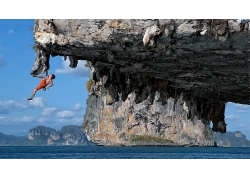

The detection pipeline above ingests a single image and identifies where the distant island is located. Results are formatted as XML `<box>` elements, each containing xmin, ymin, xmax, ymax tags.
<box><xmin>0</xmin><ymin>126</ymin><xmax>250</xmax><ymax>147</ymax></box>
<box><xmin>214</xmin><ymin>131</ymin><xmax>250</xmax><ymax>147</ymax></box>
<box><xmin>0</xmin><ymin>125</ymin><xmax>94</xmax><ymax>146</ymax></box>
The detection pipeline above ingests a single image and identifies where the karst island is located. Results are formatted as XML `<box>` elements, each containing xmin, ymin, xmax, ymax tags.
<box><xmin>30</xmin><ymin>19</ymin><xmax>250</xmax><ymax>146</ymax></box>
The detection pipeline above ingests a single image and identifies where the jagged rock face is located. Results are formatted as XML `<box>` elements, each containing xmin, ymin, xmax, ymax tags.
<box><xmin>31</xmin><ymin>19</ymin><xmax>250</xmax><ymax>104</ymax></box>
<box><xmin>83</xmin><ymin>92</ymin><xmax>214</xmax><ymax>146</ymax></box>
<box><xmin>31</xmin><ymin>19</ymin><xmax>250</xmax><ymax>145</ymax></box>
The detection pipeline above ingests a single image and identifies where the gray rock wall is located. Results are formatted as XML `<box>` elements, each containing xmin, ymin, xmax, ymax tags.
<box><xmin>83</xmin><ymin>92</ymin><xmax>214</xmax><ymax>146</ymax></box>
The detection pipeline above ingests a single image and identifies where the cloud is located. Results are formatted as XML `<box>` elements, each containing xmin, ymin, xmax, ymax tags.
<box><xmin>226</xmin><ymin>102</ymin><xmax>250</xmax><ymax>113</ymax></box>
<box><xmin>28</xmin><ymin>97</ymin><xmax>46</xmax><ymax>107</ymax></box>
<box><xmin>42</xmin><ymin>107</ymin><xmax>57</xmax><ymax>116</ymax></box>
<box><xmin>56</xmin><ymin>110</ymin><xmax>74</xmax><ymax>118</ymax></box>
<box><xmin>17</xmin><ymin>116</ymin><xmax>35</xmax><ymax>122</ymax></box>
<box><xmin>73</xmin><ymin>103</ymin><xmax>83</xmax><ymax>111</ymax></box>
<box><xmin>36</xmin><ymin>116</ymin><xmax>56</xmax><ymax>123</ymax></box>
<box><xmin>0</xmin><ymin>116</ymin><xmax>9</xmax><ymax>122</ymax></box>
<box><xmin>0</xmin><ymin>55</ymin><xmax>7</xmax><ymax>68</ymax></box>
<box><xmin>55</xmin><ymin>57</ymin><xmax>90</xmax><ymax>77</ymax></box>
<box><xmin>238</xmin><ymin>110</ymin><xmax>249</xmax><ymax>113</ymax></box>
<box><xmin>235</xmin><ymin>104</ymin><xmax>249</xmax><ymax>109</ymax></box>
<box><xmin>234</xmin><ymin>104</ymin><xmax>249</xmax><ymax>113</ymax></box>
<box><xmin>0</xmin><ymin>100</ymin><xmax>27</xmax><ymax>114</ymax></box>
<box><xmin>0</xmin><ymin>97</ymin><xmax>46</xmax><ymax>114</ymax></box>
<box><xmin>8</xmin><ymin>30</ymin><xmax>14</xmax><ymax>34</ymax></box>
<box><xmin>37</xmin><ymin>117</ymin><xmax>48</xmax><ymax>123</ymax></box>
<box><xmin>225</xmin><ymin>115</ymin><xmax>239</xmax><ymax>120</ymax></box>
<box><xmin>57</xmin><ymin>117</ymin><xmax>83</xmax><ymax>123</ymax></box>
<box><xmin>0</xmin><ymin>116</ymin><xmax>35</xmax><ymax>123</ymax></box>
<box><xmin>228</xmin><ymin>102</ymin><xmax>249</xmax><ymax>109</ymax></box>
<box><xmin>29</xmin><ymin>117</ymin><xmax>51</xmax><ymax>123</ymax></box>
<box><xmin>239</xmin><ymin>124</ymin><xmax>247</xmax><ymax>127</ymax></box>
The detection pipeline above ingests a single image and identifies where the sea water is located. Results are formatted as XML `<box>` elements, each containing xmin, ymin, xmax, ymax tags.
<box><xmin>0</xmin><ymin>146</ymin><xmax>250</xmax><ymax>159</ymax></box>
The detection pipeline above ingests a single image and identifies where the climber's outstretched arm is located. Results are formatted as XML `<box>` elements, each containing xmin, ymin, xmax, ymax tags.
<box><xmin>33</xmin><ymin>74</ymin><xmax>44</xmax><ymax>78</ymax></box>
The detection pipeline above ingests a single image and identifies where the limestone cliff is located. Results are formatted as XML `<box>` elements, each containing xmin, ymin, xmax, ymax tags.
<box><xmin>83</xmin><ymin>92</ymin><xmax>214</xmax><ymax>146</ymax></box>
<box><xmin>31</xmin><ymin>19</ymin><xmax>250</xmax><ymax>146</ymax></box>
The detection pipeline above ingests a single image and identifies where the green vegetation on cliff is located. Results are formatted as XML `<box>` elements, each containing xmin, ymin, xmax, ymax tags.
<box><xmin>130</xmin><ymin>135</ymin><xmax>174</xmax><ymax>144</ymax></box>
<box><xmin>0</xmin><ymin>133</ymin><xmax>24</xmax><ymax>146</ymax></box>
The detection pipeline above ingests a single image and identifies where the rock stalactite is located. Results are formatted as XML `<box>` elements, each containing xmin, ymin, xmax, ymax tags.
<box><xmin>83</xmin><ymin>92</ymin><xmax>215</xmax><ymax>146</ymax></box>
<box><xmin>31</xmin><ymin>19</ymin><xmax>250</xmax><ymax>146</ymax></box>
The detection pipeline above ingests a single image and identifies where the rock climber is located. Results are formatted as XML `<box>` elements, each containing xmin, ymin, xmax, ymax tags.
<box><xmin>27</xmin><ymin>70</ymin><xmax>56</xmax><ymax>100</ymax></box>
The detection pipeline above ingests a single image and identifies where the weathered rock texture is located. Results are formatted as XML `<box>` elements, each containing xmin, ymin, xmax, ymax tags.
<box><xmin>83</xmin><ymin>92</ymin><xmax>214</xmax><ymax>146</ymax></box>
<box><xmin>31</xmin><ymin>19</ymin><xmax>250</xmax><ymax>146</ymax></box>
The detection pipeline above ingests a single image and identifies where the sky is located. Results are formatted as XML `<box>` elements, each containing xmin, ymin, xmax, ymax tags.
<box><xmin>0</xmin><ymin>19</ymin><xmax>90</xmax><ymax>136</ymax></box>
<box><xmin>0</xmin><ymin>19</ymin><xmax>249</xmax><ymax>139</ymax></box>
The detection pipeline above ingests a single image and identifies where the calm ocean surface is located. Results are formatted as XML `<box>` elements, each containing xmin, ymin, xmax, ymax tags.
<box><xmin>0</xmin><ymin>146</ymin><xmax>250</xmax><ymax>159</ymax></box>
